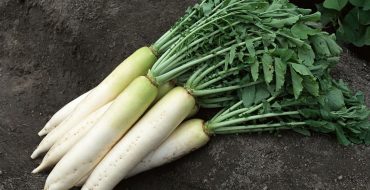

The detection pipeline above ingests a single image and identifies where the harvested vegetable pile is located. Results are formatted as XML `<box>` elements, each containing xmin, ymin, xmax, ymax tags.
<box><xmin>26</xmin><ymin>0</ymin><xmax>369</xmax><ymax>190</ymax></box>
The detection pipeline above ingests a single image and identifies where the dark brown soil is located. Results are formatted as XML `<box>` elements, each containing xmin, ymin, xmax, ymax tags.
<box><xmin>0</xmin><ymin>1</ymin><xmax>369</xmax><ymax>190</ymax></box>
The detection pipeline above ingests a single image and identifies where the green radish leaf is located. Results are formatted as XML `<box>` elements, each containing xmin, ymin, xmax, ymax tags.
<box><xmin>251</xmin><ymin>61</ymin><xmax>260</xmax><ymax>81</ymax></box>
<box><xmin>306</xmin><ymin>120</ymin><xmax>336</xmax><ymax>133</ymax></box>
<box><xmin>335</xmin><ymin>125</ymin><xmax>351</xmax><ymax>145</ymax></box>
<box><xmin>267</xmin><ymin>0</ymin><xmax>283</xmax><ymax>11</ymax></box>
<box><xmin>303</xmin><ymin>76</ymin><xmax>319</xmax><ymax>96</ymax></box>
<box><xmin>229</xmin><ymin>45</ymin><xmax>237</xmax><ymax>65</ymax></box>
<box><xmin>299</xmin><ymin>109</ymin><xmax>321</xmax><ymax>118</ymax></box>
<box><xmin>300</xmin><ymin>12</ymin><xmax>322</xmax><ymax>22</ymax></box>
<box><xmin>323</xmin><ymin>0</ymin><xmax>348</xmax><ymax>11</ymax></box>
<box><xmin>291</xmin><ymin>63</ymin><xmax>313</xmax><ymax>76</ymax></box>
<box><xmin>293</xmin><ymin>128</ymin><xmax>311</xmax><ymax>136</ymax></box>
<box><xmin>291</xmin><ymin>23</ymin><xmax>321</xmax><ymax>40</ymax></box>
<box><xmin>290</xmin><ymin>66</ymin><xmax>303</xmax><ymax>99</ymax></box>
<box><xmin>326</xmin><ymin>88</ymin><xmax>345</xmax><ymax>111</ymax></box>
<box><xmin>275</xmin><ymin>58</ymin><xmax>287</xmax><ymax>92</ymax></box>
<box><xmin>241</xmin><ymin>85</ymin><xmax>256</xmax><ymax>107</ymax></box>
<box><xmin>268</xmin><ymin>16</ymin><xmax>300</xmax><ymax>28</ymax></box>
<box><xmin>325</xmin><ymin>34</ymin><xmax>343</xmax><ymax>56</ymax></box>
<box><xmin>298</xmin><ymin>44</ymin><xmax>315</xmax><ymax>66</ymax></box>
<box><xmin>255</xmin><ymin>84</ymin><xmax>270</xmax><ymax>104</ymax></box>
<box><xmin>262</xmin><ymin>54</ymin><xmax>274</xmax><ymax>84</ymax></box>
<box><xmin>311</xmin><ymin>35</ymin><xmax>332</xmax><ymax>56</ymax></box>
<box><xmin>245</xmin><ymin>39</ymin><xmax>256</xmax><ymax>57</ymax></box>
<box><xmin>274</xmin><ymin>48</ymin><xmax>294</xmax><ymax>62</ymax></box>
<box><xmin>202</xmin><ymin>2</ymin><xmax>214</xmax><ymax>16</ymax></box>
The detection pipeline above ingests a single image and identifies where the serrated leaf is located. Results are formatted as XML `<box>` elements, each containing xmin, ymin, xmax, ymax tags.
<box><xmin>241</xmin><ymin>85</ymin><xmax>256</xmax><ymax>107</ymax></box>
<box><xmin>290</xmin><ymin>66</ymin><xmax>303</xmax><ymax>99</ymax></box>
<box><xmin>229</xmin><ymin>45</ymin><xmax>236</xmax><ymax>65</ymax></box>
<box><xmin>245</xmin><ymin>39</ymin><xmax>256</xmax><ymax>57</ymax></box>
<box><xmin>254</xmin><ymin>84</ymin><xmax>270</xmax><ymax>104</ymax></box>
<box><xmin>275</xmin><ymin>58</ymin><xmax>287</xmax><ymax>92</ymax></box>
<box><xmin>251</xmin><ymin>60</ymin><xmax>260</xmax><ymax>81</ymax></box>
<box><xmin>262</xmin><ymin>54</ymin><xmax>274</xmax><ymax>84</ymax></box>
<box><xmin>298</xmin><ymin>44</ymin><xmax>315</xmax><ymax>66</ymax></box>
<box><xmin>303</xmin><ymin>76</ymin><xmax>320</xmax><ymax>96</ymax></box>
<box><xmin>323</xmin><ymin>0</ymin><xmax>348</xmax><ymax>11</ymax></box>
<box><xmin>291</xmin><ymin>63</ymin><xmax>313</xmax><ymax>76</ymax></box>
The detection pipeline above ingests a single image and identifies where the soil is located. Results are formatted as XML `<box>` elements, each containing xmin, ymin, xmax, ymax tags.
<box><xmin>0</xmin><ymin>0</ymin><xmax>369</xmax><ymax>190</ymax></box>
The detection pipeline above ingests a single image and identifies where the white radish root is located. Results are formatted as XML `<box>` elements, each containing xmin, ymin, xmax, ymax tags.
<box><xmin>82</xmin><ymin>87</ymin><xmax>195</xmax><ymax>190</ymax></box>
<box><xmin>38</xmin><ymin>90</ymin><xmax>92</xmax><ymax>137</ymax></box>
<box><xmin>31</xmin><ymin>47</ymin><xmax>157</xmax><ymax>159</ymax></box>
<box><xmin>44</xmin><ymin>76</ymin><xmax>158</xmax><ymax>190</ymax></box>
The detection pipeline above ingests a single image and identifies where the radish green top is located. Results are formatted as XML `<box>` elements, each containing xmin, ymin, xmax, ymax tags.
<box><xmin>205</xmin><ymin>73</ymin><xmax>370</xmax><ymax>146</ymax></box>
<box><xmin>149</xmin><ymin>0</ymin><xmax>342</xmax><ymax>98</ymax></box>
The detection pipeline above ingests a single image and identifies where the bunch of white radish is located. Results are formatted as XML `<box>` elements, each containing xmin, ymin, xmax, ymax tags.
<box><xmin>30</xmin><ymin>1</ymin><xmax>370</xmax><ymax>190</ymax></box>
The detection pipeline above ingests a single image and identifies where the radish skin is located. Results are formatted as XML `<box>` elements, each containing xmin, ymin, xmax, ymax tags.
<box><xmin>82</xmin><ymin>87</ymin><xmax>195</xmax><ymax>190</ymax></box>
<box><xmin>44</xmin><ymin>76</ymin><xmax>157</xmax><ymax>190</ymax></box>
<box><xmin>33</xmin><ymin>83</ymin><xmax>174</xmax><ymax>173</ymax></box>
<box><xmin>32</xmin><ymin>102</ymin><xmax>112</xmax><ymax>173</ymax></box>
<box><xmin>38</xmin><ymin>90</ymin><xmax>92</xmax><ymax>137</ymax></box>
<box><xmin>78</xmin><ymin>119</ymin><xmax>209</xmax><ymax>187</ymax></box>
<box><xmin>31</xmin><ymin>47</ymin><xmax>156</xmax><ymax>159</ymax></box>
<box><xmin>74</xmin><ymin>103</ymin><xmax>197</xmax><ymax>188</ymax></box>
<box><xmin>187</xmin><ymin>104</ymin><xmax>199</xmax><ymax>119</ymax></box>
<box><xmin>127</xmin><ymin>119</ymin><xmax>209</xmax><ymax>177</ymax></box>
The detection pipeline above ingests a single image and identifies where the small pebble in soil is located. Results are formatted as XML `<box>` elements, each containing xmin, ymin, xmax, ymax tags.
<box><xmin>338</xmin><ymin>175</ymin><xmax>343</xmax><ymax>180</ymax></box>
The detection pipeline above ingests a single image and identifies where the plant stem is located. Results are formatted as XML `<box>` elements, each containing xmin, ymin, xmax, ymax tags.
<box><xmin>195</xmin><ymin>67</ymin><xmax>246</xmax><ymax>90</ymax></box>
<box><xmin>211</xmin><ymin>111</ymin><xmax>300</xmax><ymax>128</ymax></box>
<box><xmin>154</xmin><ymin>38</ymin><xmax>261</xmax><ymax>84</ymax></box>
<box><xmin>209</xmin><ymin>122</ymin><xmax>306</xmax><ymax>134</ymax></box>
<box><xmin>198</xmin><ymin>96</ymin><xmax>235</xmax><ymax>104</ymax></box>
<box><xmin>191</xmin><ymin>80</ymin><xmax>263</xmax><ymax>97</ymax></box>
<box><xmin>189</xmin><ymin>60</ymin><xmax>225</xmax><ymax>88</ymax></box>
<box><xmin>213</xmin><ymin>96</ymin><xmax>276</xmax><ymax>123</ymax></box>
